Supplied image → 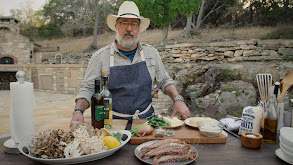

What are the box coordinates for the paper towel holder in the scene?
[4,71,27,154]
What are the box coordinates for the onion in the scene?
[136,125,154,137]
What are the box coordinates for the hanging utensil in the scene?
[277,72,293,131]
[278,72,293,103]
[206,89,221,116]
[256,74,272,102]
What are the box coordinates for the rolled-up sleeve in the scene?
[76,51,102,105]
[152,47,175,94]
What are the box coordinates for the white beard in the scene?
[115,31,139,48]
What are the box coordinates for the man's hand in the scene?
[170,100,191,119]
[70,98,89,127]
[70,112,84,127]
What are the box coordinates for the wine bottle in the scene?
[91,80,104,129]
[102,71,113,129]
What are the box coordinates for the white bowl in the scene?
[280,138,293,154]
[280,147,293,163]
[198,122,223,137]
[280,127,293,148]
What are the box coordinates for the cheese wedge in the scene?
[163,117,182,127]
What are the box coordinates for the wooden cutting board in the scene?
[130,119,227,144]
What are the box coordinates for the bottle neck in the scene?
[103,77,109,89]
[95,85,101,93]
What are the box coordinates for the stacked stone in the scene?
[0,30,33,64]
[160,39,293,63]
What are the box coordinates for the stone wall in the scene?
[0,29,33,64]
[1,64,87,94]
[159,39,293,63]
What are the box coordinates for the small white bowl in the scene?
[280,127,293,148]
[198,122,223,137]
[280,139,293,154]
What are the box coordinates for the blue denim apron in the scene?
[108,44,154,121]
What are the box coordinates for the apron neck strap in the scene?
[110,43,145,67]
[110,44,115,67]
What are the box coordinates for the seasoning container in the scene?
[155,127,165,137]
[164,129,175,137]
[241,132,263,149]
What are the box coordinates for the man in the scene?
[70,1,190,126]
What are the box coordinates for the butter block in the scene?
[163,117,182,127]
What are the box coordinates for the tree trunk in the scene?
[284,0,289,14]
[196,0,205,30]
[91,0,99,49]
[249,5,253,24]
[161,24,169,47]
[184,14,192,37]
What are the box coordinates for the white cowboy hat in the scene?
[106,1,150,33]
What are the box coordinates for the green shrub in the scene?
[223,87,234,92]
[173,66,181,72]
[222,69,236,80]
[282,55,293,62]
[262,26,293,39]
[183,78,190,87]
[190,30,201,36]
[198,98,202,103]
[236,91,241,97]
[220,98,224,103]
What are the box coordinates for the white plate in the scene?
[134,140,198,165]
[155,120,184,129]
[184,117,218,128]
[275,148,293,164]
[18,130,131,164]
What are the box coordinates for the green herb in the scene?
[130,122,148,137]
[165,131,175,136]
[147,116,170,128]
[111,132,122,143]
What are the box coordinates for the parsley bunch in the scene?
[147,116,170,127]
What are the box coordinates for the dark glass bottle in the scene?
[91,80,104,129]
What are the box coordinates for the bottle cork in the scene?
[103,70,107,77]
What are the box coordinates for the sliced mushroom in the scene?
[99,128,110,138]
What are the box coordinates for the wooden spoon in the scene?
[278,72,293,103]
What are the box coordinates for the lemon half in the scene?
[102,136,120,149]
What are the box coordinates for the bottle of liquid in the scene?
[91,80,104,129]
[263,95,278,144]
[102,71,113,129]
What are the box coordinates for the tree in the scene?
[91,0,118,49]
[9,1,44,38]
[91,0,99,49]
[127,0,201,47]
[195,0,234,30]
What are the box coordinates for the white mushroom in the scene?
[99,128,110,138]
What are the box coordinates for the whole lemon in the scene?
[102,136,120,149]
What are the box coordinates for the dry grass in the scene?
[35,26,277,54]
[197,26,277,41]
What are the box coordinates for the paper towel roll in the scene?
[10,81,35,144]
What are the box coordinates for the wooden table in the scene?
[0,121,290,165]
